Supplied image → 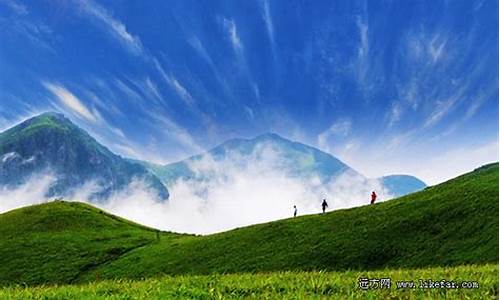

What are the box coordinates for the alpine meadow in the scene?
[0,0,498,299]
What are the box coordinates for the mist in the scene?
[0,145,392,234]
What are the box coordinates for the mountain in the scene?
[141,133,359,186]
[0,112,168,201]
[0,163,496,285]
[380,175,427,198]
[137,133,425,197]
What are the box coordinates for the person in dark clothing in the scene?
[293,205,297,217]
[371,191,377,204]
[321,199,328,213]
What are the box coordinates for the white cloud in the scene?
[104,144,391,234]
[188,36,215,67]
[423,92,462,128]
[1,9,54,52]
[332,133,498,186]
[388,102,402,127]
[354,15,369,85]
[222,18,243,52]
[261,0,275,49]
[168,77,195,107]
[187,36,233,98]
[399,79,419,110]
[144,77,162,102]
[411,140,498,185]
[464,85,496,120]
[219,17,259,98]
[317,119,352,152]
[112,143,143,159]
[0,141,393,235]
[406,30,448,64]
[113,78,143,103]
[147,111,203,155]
[428,34,447,63]
[42,82,97,122]
[77,0,143,55]
[0,173,56,213]
[153,59,195,108]
[1,0,28,15]
[356,16,369,59]
[328,119,352,136]
[117,76,165,107]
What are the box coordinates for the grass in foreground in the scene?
[0,264,497,299]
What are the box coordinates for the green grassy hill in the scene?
[0,163,497,286]
[0,201,180,285]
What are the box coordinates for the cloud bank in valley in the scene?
[0,145,391,234]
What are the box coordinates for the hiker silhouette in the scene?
[321,199,328,213]
[371,191,377,204]
[293,205,297,217]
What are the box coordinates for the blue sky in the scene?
[0,0,498,184]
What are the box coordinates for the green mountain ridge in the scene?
[0,112,169,201]
[133,133,426,198]
[0,163,497,286]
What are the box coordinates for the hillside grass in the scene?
[0,163,497,287]
[0,201,181,286]
[1,264,497,299]
[81,163,498,282]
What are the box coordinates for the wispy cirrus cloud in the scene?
[75,0,204,113]
[143,77,163,103]
[0,0,27,15]
[76,0,143,55]
[219,16,260,102]
[0,2,54,53]
[153,59,195,108]
[354,15,370,86]
[42,82,97,122]
[167,77,195,107]
[260,0,276,54]
[188,36,215,68]
[352,12,383,103]
[423,92,462,129]
[222,17,243,53]
[317,118,352,153]
[388,102,403,128]
[147,111,203,155]
[428,34,447,63]
[356,16,369,62]
[113,77,144,103]
[407,30,449,65]
[187,35,233,98]
[42,81,131,147]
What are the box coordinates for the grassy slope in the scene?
[0,201,179,285]
[83,163,498,282]
[1,264,497,299]
[0,164,497,286]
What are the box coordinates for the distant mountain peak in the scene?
[38,111,65,118]
[29,111,68,123]
[0,112,169,201]
[5,112,76,136]
[254,132,285,141]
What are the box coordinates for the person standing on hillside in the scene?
[293,205,298,217]
[371,191,377,204]
[321,199,328,213]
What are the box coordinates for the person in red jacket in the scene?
[370,191,377,204]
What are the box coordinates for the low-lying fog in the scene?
[0,147,391,234]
